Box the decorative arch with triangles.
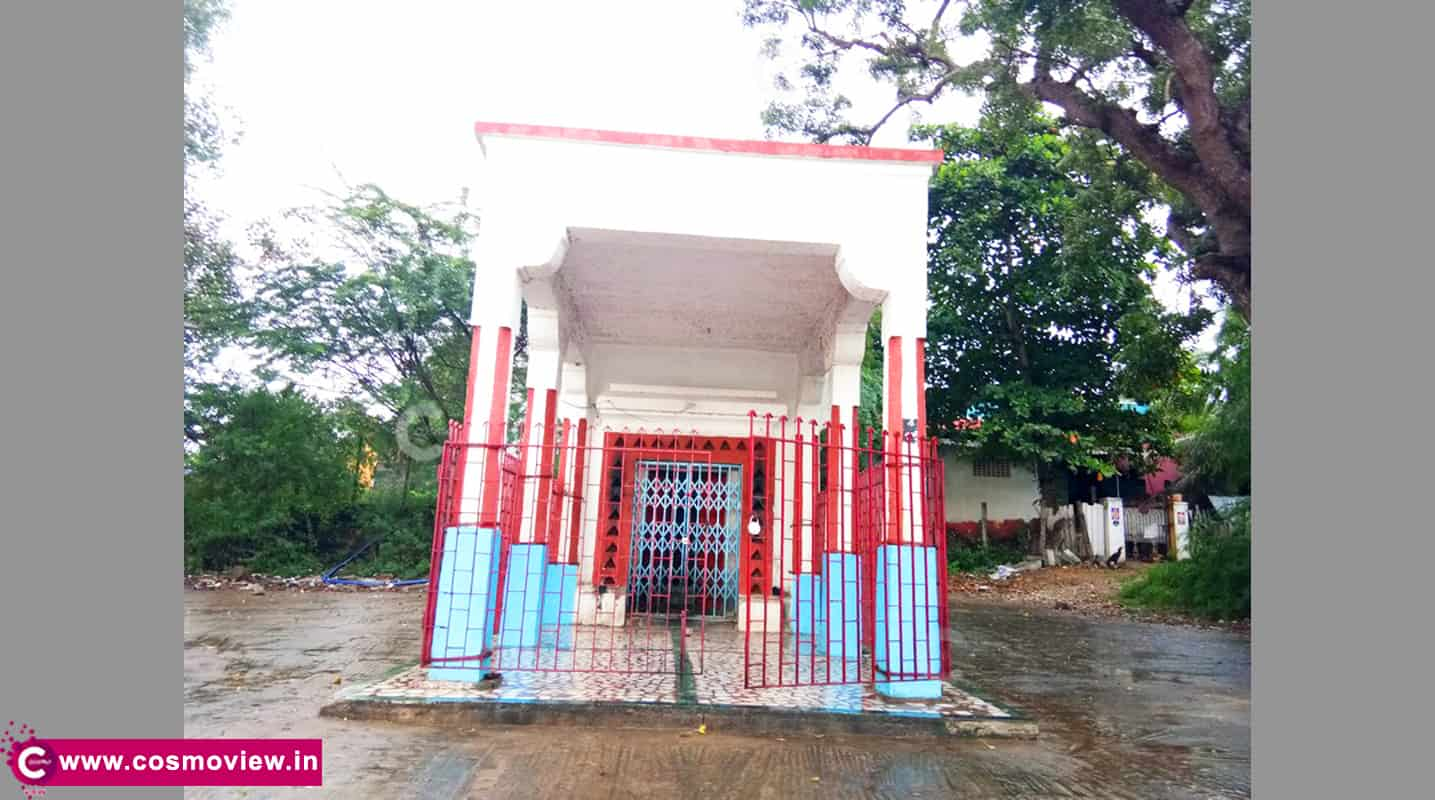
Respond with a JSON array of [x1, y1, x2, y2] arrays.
[[591, 433, 775, 599]]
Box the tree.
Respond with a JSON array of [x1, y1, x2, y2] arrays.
[[744, 0, 1252, 319], [184, 0, 248, 441], [921, 115, 1208, 480], [1177, 311, 1250, 494], [184, 0, 231, 167], [184, 385, 358, 573], [246, 185, 524, 452], [248, 185, 473, 425], [184, 0, 243, 364]]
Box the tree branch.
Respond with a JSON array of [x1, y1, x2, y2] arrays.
[[930, 0, 954, 35], [1111, 0, 1250, 213], [852, 69, 965, 143], [1026, 69, 1217, 211]]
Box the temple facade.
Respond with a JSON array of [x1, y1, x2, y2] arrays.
[[422, 122, 951, 698]]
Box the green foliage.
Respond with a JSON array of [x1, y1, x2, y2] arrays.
[[184, 385, 360, 573], [248, 185, 477, 421], [948, 540, 1030, 575], [857, 309, 883, 437], [1178, 314, 1251, 494], [744, 0, 1253, 317], [184, 385, 440, 577], [341, 487, 438, 579], [184, 182, 529, 576], [243, 185, 499, 467], [1119, 500, 1251, 619], [183, 0, 231, 168], [246, 540, 325, 578], [183, 0, 249, 443], [180, 3, 471, 578], [184, 199, 248, 377], [922, 115, 1209, 477]]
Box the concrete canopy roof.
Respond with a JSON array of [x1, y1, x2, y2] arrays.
[[556, 228, 845, 353], [466, 120, 940, 427]]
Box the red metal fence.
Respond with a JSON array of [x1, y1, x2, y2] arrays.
[[423, 421, 739, 675], [740, 413, 948, 688], [420, 413, 949, 689]]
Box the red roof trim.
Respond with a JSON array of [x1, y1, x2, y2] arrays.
[[473, 121, 945, 164]]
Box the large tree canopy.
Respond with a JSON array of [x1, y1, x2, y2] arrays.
[[922, 115, 1208, 477], [247, 186, 480, 430], [244, 185, 530, 450], [744, 0, 1252, 319]]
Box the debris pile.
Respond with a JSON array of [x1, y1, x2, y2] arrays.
[[185, 570, 424, 593]]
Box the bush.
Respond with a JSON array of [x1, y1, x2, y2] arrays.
[[1119, 500, 1251, 619], [248, 539, 325, 577], [337, 487, 437, 579], [948, 539, 1030, 574], [184, 386, 361, 574]]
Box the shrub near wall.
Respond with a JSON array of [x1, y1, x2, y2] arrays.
[[1119, 500, 1251, 619]]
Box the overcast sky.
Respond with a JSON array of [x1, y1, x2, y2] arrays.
[[191, 0, 1218, 378]]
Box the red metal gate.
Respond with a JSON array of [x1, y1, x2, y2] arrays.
[[740, 413, 948, 688], [423, 421, 746, 676], [421, 414, 948, 689]]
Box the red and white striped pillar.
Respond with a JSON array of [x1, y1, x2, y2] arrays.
[[517, 307, 562, 545], [456, 264, 522, 528], [881, 293, 929, 545]]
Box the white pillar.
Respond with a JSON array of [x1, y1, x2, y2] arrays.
[[825, 319, 867, 553], [457, 262, 522, 526], [880, 283, 928, 545], [874, 281, 941, 700], [517, 306, 561, 544], [1173, 499, 1192, 560], [1102, 497, 1126, 562]]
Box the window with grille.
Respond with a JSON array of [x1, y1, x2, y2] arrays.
[[972, 460, 1011, 479]]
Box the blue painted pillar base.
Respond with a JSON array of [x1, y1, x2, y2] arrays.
[[540, 563, 578, 651], [499, 543, 548, 667], [427, 526, 502, 682], [874, 543, 943, 700], [785, 573, 818, 655], [817, 553, 861, 665], [874, 678, 945, 699]]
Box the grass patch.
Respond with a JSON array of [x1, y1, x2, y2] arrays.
[[1119, 500, 1251, 620]]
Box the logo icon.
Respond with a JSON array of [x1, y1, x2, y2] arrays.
[[3, 722, 51, 799]]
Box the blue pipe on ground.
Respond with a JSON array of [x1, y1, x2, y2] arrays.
[[321, 539, 429, 587]]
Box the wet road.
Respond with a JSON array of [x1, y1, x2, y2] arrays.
[[184, 591, 1249, 799]]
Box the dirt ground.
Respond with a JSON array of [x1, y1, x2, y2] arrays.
[[949, 561, 1250, 633], [184, 587, 1249, 799]]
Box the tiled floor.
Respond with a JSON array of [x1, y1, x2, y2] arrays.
[[344, 623, 1012, 721]]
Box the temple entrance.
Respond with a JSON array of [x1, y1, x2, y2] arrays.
[[626, 461, 742, 619]]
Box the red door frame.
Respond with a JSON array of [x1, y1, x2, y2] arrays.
[[590, 433, 772, 598]]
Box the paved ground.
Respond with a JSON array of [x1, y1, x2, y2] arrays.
[[344, 620, 1015, 724], [184, 589, 1249, 799]]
